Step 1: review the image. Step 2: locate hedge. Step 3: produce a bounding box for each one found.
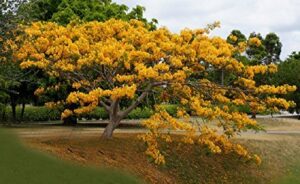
[0,104,179,122]
[2,106,61,122]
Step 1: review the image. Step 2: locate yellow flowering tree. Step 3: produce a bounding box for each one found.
[15,19,296,164]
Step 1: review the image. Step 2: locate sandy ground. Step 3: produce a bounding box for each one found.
[10,117,300,140]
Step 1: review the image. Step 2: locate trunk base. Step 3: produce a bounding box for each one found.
[63,116,77,126]
[251,112,256,119]
[102,120,119,139]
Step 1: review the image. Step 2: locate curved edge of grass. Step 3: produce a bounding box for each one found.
[0,128,143,184]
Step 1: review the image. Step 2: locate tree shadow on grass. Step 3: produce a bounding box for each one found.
[0,128,143,184]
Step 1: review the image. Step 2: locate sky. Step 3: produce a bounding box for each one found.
[114,0,300,59]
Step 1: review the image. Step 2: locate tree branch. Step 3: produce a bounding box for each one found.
[111,98,120,117]
[102,97,112,104]
[99,101,110,112]
[119,81,167,118]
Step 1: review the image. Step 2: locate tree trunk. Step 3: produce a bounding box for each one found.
[251,111,256,119]
[1,104,6,121]
[221,69,224,86]
[100,85,155,139]
[11,103,16,122]
[102,117,120,139]
[63,115,77,126]
[20,102,25,121]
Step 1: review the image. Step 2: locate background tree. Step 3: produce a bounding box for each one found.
[264,33,282,65]
[272,51,300,117]
[0,0,37,122]
[18,0,157,29]
[15,19,296,164]
[246,32,282,65]
[225,30,283,118]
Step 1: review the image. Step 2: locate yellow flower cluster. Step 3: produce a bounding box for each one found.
[74,104,97,115]
[139,133,166,165]
[72,80,91,89]
[244,64,279,79]
[245,65,268,79]
[228,34,238,42]
[265,97,293,110]
[213,93,230,103]
[268,63,278,73]
[61,109,73,120]
[237,42,247,53]
[115,74,135,83]
[63,84,137,117]
[135,63,159,80]
[248,37,262,47]
[255,85,297,94]
[110,85,137,100]
[72,82,82,89]
[140,109,196,164]
[34,87,45,96]
[237,78,256,89]
[232,99,245,105]
[45,101,64,109]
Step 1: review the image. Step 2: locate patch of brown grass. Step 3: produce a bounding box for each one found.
[24,134,176,184]
[22,133,300,184]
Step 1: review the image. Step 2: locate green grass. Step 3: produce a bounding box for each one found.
[0,129,142,184]
[275,161,300,184]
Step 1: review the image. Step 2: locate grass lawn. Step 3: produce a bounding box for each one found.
[275,161,300,184]
[0,129,142,184]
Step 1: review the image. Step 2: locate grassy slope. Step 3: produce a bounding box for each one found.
[23,133,300,184]
[0,129,142,184]
[8,118,300,184]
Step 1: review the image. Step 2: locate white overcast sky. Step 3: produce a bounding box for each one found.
[113,0,300,59]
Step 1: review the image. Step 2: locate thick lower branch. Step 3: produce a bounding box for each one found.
[119,82,166,118]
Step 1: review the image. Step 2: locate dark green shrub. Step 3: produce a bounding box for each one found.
[83,107,109,120]
[1,104,181,122]
[159,104,178,116]
[3,106,61,122]
[235,105,251,114]
[127,107,153,119]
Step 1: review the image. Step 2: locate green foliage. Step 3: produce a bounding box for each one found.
[80,107,109,120]
[246,32,282,65]
[226,29,247,46]
[246,32,267,65]
[19,0,157,29]
[264,33,282,64]
[272,51,300,114]
[275,161,300,184]
[234,104,252,114]
[0,0,39,121]
[0,129,141,184]
[127,107,153,119]
[159,104,178,116]
[3,106,61,122]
